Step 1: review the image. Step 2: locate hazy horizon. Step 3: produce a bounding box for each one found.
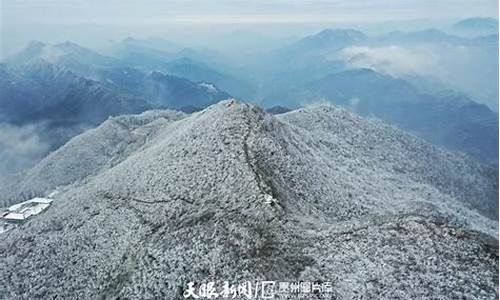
[1,0,498,58]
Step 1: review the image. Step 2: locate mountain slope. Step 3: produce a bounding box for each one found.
[164,58,255,99]
[0,60,154,176]
[267,68,499,163]
[5,41,233,112]
[377,29,466,45]
[0,110,186,206]
[0,56,232,177]
[280,29,367,58]
[111,40,253,99]
[0,101,497,298]
[113,39,226,71]
[5,41,120,77]
[98,67,231,111]
[281,105,498,220]
[0,61,151,126]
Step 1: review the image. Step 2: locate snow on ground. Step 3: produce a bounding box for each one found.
[0,100,497,299]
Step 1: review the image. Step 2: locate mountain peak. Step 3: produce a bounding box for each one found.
[281,28,367,56]
[52,41,93,53]
[311,28,367,43]
[0,98,497,298]
[453,17,499,29]
[4,41,48,64]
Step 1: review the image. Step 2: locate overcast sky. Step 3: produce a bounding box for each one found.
[3,0,498,24]
[1,0,498,56]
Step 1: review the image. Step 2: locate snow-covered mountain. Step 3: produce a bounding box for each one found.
[5,41,120,77]
[0,100,497,298]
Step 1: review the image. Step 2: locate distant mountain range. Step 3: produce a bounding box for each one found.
[0,43,233,168]
[0,19,498,298]
[118,36,182,53]
[0,61,149,125]
[3,41,238,111]
[163,58,255,99]
[264,68,499,163]
[377,28,467,45]
[0,61,151,158]
[96,66,231,111]
[452,17,499,37]
[5,41,119,77]
[280,28,367,58]
[274,27,481,61]
[112,41,255,99]
[1,22,497,170]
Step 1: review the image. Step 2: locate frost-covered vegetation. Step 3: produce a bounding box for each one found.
[0,101,497,299]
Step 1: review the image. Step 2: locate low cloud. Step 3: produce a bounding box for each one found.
[0,123,50,179]
[334,43,498,110]
[335,45,438,77]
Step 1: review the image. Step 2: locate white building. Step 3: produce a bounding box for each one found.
[1,197,53,224]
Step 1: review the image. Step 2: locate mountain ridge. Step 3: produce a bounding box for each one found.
[2,100,497,223]
[265,68,499,163]
[0,100,497,298]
